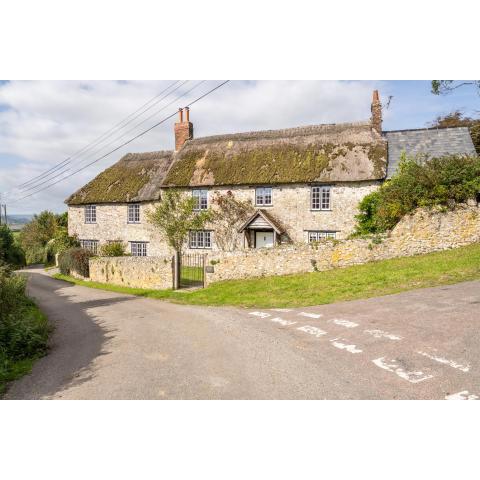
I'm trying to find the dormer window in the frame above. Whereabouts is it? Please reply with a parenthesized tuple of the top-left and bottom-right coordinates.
(192, 189, 208, 210)
(255, 187, 272, 206)
(85, 205, 97, 223)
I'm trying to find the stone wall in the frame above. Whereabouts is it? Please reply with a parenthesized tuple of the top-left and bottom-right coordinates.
(89, 255, 173, 290)
(204, 205, 480, 284)
(68, 181, 380, 255)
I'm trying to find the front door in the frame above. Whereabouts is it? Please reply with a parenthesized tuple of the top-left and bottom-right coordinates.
(255, 231, 274, 248)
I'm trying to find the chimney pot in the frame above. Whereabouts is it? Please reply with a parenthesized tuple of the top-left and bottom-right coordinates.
(174, 107, 193, 151)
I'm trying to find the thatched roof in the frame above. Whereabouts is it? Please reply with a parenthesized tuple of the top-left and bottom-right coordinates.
(66, 121, 388, 205)
(163, 121, 387, 187)
(66, 151, 174, 205)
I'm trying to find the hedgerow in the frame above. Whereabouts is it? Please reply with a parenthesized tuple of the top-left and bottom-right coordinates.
(354, 154, 480, 235)
(58, 247, 94, 277)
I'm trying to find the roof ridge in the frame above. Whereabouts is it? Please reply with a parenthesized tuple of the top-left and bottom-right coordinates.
(188, 120, 372, 145)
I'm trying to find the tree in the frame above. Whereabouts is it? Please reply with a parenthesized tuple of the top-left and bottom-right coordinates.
(18, 210, 76, 265)
(429, 110, 480, 155)
(211, 191, 254, 251)
(147, 190, 212, 253)
(0, 225, 25, 266)
(431, 81, 480, 95)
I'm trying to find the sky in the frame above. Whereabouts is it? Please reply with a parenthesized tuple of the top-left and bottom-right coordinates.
(0, 80, 479, 215)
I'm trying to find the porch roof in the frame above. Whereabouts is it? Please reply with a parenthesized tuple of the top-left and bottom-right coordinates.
(238, 209, 285, 234)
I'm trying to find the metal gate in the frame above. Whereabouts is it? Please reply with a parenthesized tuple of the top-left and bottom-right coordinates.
(179, 253, 205, 288)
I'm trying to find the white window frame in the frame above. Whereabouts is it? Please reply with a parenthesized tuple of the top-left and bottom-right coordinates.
(307, 231, 336, 243)
(192, 189, 208, 211)
(84, 205, 97, 223)
(255, 187, 273, 206)
(189, 230, 212, 249)
(311, 186, 331, 211)
(80, 239, 99, 254)
(130, 241, 148, 256)
(127, 203, 141, 223)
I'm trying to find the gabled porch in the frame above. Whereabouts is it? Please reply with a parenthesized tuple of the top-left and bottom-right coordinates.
(238, 209, 285, 249)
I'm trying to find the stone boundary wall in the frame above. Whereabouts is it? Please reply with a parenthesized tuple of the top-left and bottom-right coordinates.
(89, 256, 173, 290)
(205, 205, 480, 285)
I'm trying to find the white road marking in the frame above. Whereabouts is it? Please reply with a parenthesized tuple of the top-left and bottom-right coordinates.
(332, 319, 359, 329)
(298, 312, 323, 319)
(364, 329, 402, 341)
(330, 339, 362, 353)
(372, 357, 434, 384)
(249, 311, 271, 318)
(270, 317, 297, 326)
(297, 325, 327, 337)
(417, 350, 470, 373)
(445, 391, 479, 400)
(270, 308, 293, 313)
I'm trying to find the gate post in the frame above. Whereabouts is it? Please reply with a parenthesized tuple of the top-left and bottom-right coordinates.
(173, 251, 180, 290)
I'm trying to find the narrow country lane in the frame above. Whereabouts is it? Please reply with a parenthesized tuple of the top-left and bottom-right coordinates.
(5, 266, 480, 400)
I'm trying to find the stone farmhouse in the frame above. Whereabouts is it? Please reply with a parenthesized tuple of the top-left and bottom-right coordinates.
(66, 91, 476, 256)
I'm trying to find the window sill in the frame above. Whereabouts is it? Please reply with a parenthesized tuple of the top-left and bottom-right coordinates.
(127, 222, 141, 224)
(310, 209, 332, 212)
(255, 204, 273, 208)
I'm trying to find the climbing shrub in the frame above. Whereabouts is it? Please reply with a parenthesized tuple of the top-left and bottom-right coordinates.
(99, 241, 126, 257)
(354, 154, 480, 234)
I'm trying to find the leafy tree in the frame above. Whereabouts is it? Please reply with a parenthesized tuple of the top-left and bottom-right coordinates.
(0, 225, 25, 267)
(354, 154, 480, 234)
(19, 210, 76, 265)
(211, 191, 254, 251)
(431, 81, 480, 95)
(147, 190, 212, 253)
(429, 110, 480, 155)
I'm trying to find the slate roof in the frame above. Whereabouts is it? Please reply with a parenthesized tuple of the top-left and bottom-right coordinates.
(384, 127, 476, 178)
(162, 121, 388, 187)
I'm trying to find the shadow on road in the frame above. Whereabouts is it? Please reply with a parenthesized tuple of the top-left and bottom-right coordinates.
(4, 270, 132, 399)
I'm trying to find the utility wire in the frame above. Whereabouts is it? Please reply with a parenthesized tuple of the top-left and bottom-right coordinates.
(18, 81, 206, 195)
(10, 80, 230, 204)
(16, 80, 185, 191)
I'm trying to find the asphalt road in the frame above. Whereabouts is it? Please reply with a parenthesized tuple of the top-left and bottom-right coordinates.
(5, 267, 480, 400)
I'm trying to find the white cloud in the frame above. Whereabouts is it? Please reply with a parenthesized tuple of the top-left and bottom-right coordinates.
(0, 80, 381, 213)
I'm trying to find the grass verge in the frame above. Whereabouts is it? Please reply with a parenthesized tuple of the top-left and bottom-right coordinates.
(52, 243, 480, 308)
(0, 301, 50, 396)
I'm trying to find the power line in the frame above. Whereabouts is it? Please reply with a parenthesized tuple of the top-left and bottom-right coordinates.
(17, 80, 206, 195)
(15, 80, 185, 190)
(10, 80, 230, 204)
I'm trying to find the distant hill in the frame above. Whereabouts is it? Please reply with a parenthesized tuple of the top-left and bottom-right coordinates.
(2, 214, 34, 231)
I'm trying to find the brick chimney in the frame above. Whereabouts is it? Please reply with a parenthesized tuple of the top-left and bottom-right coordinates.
(174, 107, 193, 151)
(371, 90, 382, 134)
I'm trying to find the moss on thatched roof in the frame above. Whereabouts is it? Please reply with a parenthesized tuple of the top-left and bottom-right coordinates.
(163, 121, 387, 187)
(66, 151, 173, 205)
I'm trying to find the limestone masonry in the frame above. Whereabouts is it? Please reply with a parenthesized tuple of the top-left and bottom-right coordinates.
(66, 90, 476, 258)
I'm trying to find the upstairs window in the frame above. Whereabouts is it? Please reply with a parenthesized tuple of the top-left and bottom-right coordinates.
(127, 203, 140, 223)
(189, 230, 212, 249)
(192, 189, 208, 210)
(80, 239, 99, 254)
(85, 205, 97, 223)
(130, 241, 148, 256)
(255, 187, 272, 206)
(308, 231, 336, 243)
(311, 186, 331, 210)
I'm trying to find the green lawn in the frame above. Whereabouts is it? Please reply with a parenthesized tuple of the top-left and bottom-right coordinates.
(52, 243, 480, 308)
